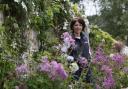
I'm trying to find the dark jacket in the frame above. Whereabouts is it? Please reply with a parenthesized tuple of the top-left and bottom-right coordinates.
(70, 32, 91, 61)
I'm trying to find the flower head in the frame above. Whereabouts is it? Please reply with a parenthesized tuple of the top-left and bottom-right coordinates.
(38, 62, 51, 73)
(94, 46, 108, 64)
(69, 62, 79, 73)
(111, 53, 124, 65)
(61, 32, 75, 53)
(38, 58, 68, 80)
(57, 63, 68, 80)
(15, 64, 28, 74)
(103, 76, 115, 89)
(101, 65, 112, 76)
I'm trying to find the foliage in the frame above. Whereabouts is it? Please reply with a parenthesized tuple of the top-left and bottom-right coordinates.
(90, 25, 116, 54)
(0, 0, 83, 89)
(1, 0, 128, 89)
(92, 45, 128, 89)
(89, 0, 128, 41)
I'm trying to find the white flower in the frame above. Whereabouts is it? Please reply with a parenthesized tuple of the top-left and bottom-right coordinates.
(69, 62, 79, 73)
(64, 38, 71, 48)
(110, 54, 114, 58)
(61, 45, 68, 53)
(121, 46, 128, 56)
(67, 56, 74, 62)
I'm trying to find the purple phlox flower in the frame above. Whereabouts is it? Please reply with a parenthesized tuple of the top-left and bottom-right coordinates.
(111, 53, 124, 64)
(50, 61, 59, 70)
(38, 57, 51, 72)
(61, 32, 70, 39)
(68, 36, 75, 46)
(63, 36, 75, 47)
(63, 37, 71, 48)
(94, 47, 108, 64)
(49, 61, 59, 80)
(61, 37, 75, 53)
(38, 59, 68, 80)
(103, 76, 115, 89)
(38, 62, 51, 73)
(122, 67, 128, 74)
(49, 61, 68, 80)
(56, 63, 68, 80)
(15, 64, 28, 74)
(101, 65, 112, 75)
(78, 57, 88, 68)
(62, 32, 75, 48)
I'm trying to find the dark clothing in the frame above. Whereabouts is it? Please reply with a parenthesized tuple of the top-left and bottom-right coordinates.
(70, 33, 90, 61)
(70, 33, 92, 83)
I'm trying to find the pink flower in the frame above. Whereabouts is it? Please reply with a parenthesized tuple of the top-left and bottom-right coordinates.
(57, 63, 68, 80)
(94, 46, 108, 64)
(112, 53, 124, 65)
(38, 58, 51, 73)
(50, 61, 59, 79)
(15, 64, 28, 74)
(103, 76, 115, 89)
(63, 36, 75, 47)
(101, 65, 112, 76)
(38, 62, 51, 73)
(61, 32, 75, 51)
(38, 58, 68, 80)
(49, 61, 68, 80)
(61, 32, 70, 38)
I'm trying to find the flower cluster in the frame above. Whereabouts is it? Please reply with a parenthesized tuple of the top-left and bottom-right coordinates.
(103, 75, 115, 89)
(15, 64, 28, 75)
(94, 46, 108, 64)
(61, 32, 75, 53)
(101, 65, 112, 76)
(38, 57, 68, 80)
(101, 65, 115, 89)
(92, 46, 126, 89)
(111, 53, 124, 65)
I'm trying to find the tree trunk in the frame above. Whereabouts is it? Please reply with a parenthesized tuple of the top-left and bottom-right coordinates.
(0, 11, 4, 25)
(126, 35, 128, 46)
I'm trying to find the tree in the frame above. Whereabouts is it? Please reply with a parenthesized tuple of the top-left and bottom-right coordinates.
(89, 0, 128, 44)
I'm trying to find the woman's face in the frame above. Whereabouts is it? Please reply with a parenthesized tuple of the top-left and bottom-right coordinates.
(73, 21, 83, 34)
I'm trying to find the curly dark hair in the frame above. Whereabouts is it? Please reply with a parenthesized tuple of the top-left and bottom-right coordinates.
(70, 17, 86, 32)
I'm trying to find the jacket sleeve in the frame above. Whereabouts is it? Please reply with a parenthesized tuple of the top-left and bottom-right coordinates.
(84, 32, 92, 62)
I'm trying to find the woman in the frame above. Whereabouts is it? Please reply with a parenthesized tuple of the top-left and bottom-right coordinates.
(70, 17, 92, 83)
